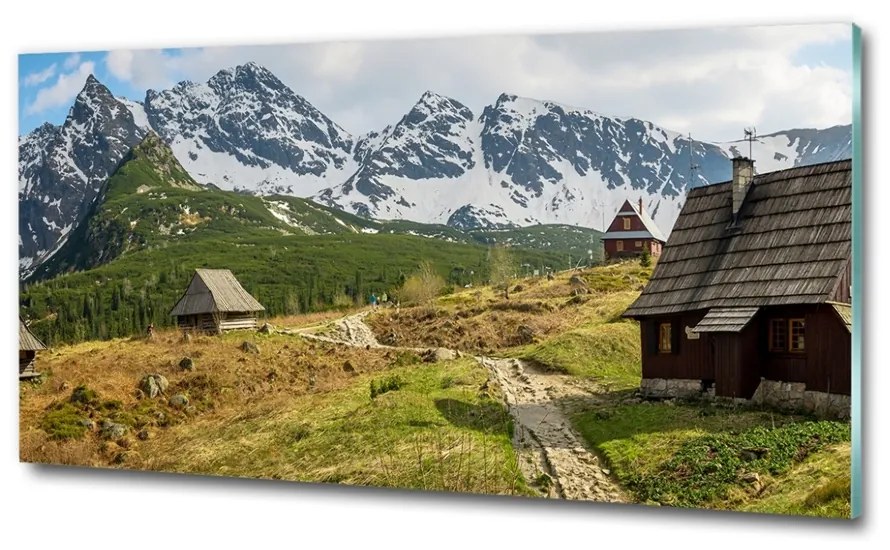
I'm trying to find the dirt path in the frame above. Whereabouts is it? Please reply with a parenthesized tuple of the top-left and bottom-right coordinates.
(285, 310, 626, 503)
(477, 357, 626, 502)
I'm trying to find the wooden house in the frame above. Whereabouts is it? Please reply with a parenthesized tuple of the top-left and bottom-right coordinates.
(170, 269, 265, 333)
(19, 317, 46, 380)
(622, 158, 852, 417)
(601, 198, 667, 260)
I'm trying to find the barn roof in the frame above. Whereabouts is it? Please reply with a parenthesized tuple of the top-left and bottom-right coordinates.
(20, 318, 46, 351)
(169, 269, 265, 317)
(624, 160, 851, 318)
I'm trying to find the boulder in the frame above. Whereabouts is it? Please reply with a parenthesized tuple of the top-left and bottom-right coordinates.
(258, 323, 274, 334)
(342, 360, 356, 374)
(179, 357, 195, 371)
(168, 394, 190, 409)
(79, 418, 96, 431)
(100, 419, 128, 440)
(240, 341, 260, 354)
(138, 374, 169, 399)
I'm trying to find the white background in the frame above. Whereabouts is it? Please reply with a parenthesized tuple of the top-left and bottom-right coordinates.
(1, 1, 884, 548)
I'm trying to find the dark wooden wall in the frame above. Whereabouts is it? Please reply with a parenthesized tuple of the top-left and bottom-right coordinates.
(640, 311, 712, 381)
(756, 304, 850, 395)
(829, 259, 852, 303)
(604, 239, 661, 259)
(637, 304, 851, 397)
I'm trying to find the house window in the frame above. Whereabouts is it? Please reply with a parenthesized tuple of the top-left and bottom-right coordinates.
(623, 218, 631, 230)
(769, 319, 787, 352)
(616, 241, 624, 251)
(789, 319, 805, 352)
(769, 318, 805, 353)
(658, 323, 672, 353)
(635, 241, 642, 248)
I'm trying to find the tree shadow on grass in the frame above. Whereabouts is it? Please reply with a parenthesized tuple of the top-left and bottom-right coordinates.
(434, 398, 512, 435)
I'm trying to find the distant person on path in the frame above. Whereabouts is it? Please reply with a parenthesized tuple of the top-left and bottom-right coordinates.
(370, 293, 378, 310)
(381, 292, 388, 306)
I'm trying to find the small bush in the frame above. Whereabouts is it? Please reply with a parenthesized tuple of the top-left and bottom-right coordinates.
(400, 262, 445, 307)
(639, 249, 652, 267)
(41, 403, 90, 440)
(69, 384, 99, 407)
(370, 375, 405, 399)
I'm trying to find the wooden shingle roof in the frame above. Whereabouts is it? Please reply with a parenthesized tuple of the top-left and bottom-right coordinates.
(692, 307, 760, 333)
(169, 269, 265, 317)
(20, 318, 46, 351)
(624, 160, 851, 318)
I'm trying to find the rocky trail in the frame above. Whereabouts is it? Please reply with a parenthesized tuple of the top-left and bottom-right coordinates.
(286, 310, 627, 503)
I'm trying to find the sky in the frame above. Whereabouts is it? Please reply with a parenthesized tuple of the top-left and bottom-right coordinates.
(17, 23, 853, 142)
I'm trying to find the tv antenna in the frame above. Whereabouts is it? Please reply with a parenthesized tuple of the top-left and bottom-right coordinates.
(743, 126, 757, 159)
(688, 133, 699, 186)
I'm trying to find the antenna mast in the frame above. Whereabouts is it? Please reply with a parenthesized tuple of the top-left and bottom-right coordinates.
(688, 132, 699, 185)
(743, 126, 757, 159)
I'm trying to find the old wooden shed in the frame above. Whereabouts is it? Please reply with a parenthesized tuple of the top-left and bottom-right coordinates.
(170, 269, 265, 333)
(19, 317, 46, 380)
(623, 158, 852, 413)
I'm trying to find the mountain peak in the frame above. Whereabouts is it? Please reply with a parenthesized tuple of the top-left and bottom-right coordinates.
(408, 91, 473, 123)
(77, 74, 112, 99)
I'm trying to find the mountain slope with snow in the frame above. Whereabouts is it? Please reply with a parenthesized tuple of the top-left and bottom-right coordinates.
(18, 63, 853, 278)
(18, 76, 147, 275)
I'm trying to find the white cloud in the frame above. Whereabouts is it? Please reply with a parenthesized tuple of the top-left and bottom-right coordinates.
(25, 61, 96, 116)
(63, 53, 81, 70)
(100, 23, 853, 141)
(23, 63, 57, 87)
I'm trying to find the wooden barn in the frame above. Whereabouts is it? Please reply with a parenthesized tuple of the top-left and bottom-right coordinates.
(170, 269, 265, 333)
(601, 198, 667, 260)
(623, 158, 852, 417)
(19, 317, 46, 380)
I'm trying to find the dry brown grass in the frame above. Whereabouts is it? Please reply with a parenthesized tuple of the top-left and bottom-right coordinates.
(19, 327, 399, 469)
(367, 261, 648, 354)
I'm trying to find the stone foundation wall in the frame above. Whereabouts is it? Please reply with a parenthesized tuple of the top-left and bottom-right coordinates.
(639, 378, 702, 398)
(640, 377, 851, 419)
(749, 379, 850, 419)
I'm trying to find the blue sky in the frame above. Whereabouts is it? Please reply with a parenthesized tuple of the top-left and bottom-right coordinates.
(18, 24, 854, 142)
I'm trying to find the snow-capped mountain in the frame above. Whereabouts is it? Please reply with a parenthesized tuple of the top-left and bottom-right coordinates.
(19, 63, 853, 278)
(18, 75, 147, 274)
(143, 62, 355, 195)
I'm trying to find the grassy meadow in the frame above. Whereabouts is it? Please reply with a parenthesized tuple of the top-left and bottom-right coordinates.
(20, 260, 852, 516)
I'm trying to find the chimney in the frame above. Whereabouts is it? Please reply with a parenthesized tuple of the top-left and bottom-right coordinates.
(731, 157, 755, 219)
(638, 197, 643, 214)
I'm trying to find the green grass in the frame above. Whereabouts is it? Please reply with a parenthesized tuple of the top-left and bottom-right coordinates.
(572, 402, 851, 516)
(40, 402, 90, 440)
(518, 322, 641, 389)
(741, 443, 852, 518)
(140, 357, 530, 495)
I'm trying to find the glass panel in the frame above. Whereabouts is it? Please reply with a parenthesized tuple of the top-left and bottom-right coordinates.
(790, 319, 805, 352)
(770, 319, 787, 351)
(659, 323, 672, 353)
